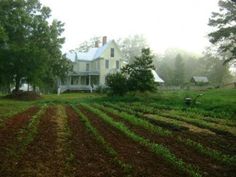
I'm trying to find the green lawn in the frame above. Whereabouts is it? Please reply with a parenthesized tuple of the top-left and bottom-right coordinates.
(0, 88, 235, 120)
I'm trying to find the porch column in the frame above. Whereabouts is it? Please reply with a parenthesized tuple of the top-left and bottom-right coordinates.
(89, 75, 91, 85)
(79, 76, 81, 85)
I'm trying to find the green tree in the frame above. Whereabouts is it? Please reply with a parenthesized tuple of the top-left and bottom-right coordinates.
(173, 54, 185, 86)
(122, 48, 156, 92)
(0, 0, 70, 92)
(106, 72, 128, 96)
(208, 0, 236, 64)
(199, 54, 233, 85)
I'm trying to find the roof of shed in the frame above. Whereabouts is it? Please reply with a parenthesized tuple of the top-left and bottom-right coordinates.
(191, 76, 209, 83)
(151, 70, 164, 83)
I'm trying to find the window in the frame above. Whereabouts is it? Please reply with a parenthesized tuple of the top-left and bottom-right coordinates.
(110, 48, 115, 57)
(71, 76, 79, 85)
(116, 60, 119, 69)
(86, 63, 89, 71)
(105, 60, 109, 69)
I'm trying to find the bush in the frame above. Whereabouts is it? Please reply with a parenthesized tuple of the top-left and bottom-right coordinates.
(106, 73, 128, 96)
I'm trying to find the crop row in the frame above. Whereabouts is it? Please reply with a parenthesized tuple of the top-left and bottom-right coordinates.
(136, 102, 236, 128)
(114, 102, 236, 137)
(71, 105, 132, 174)
(103, 102, 236, 166)
(15, 105, 47, 158)
(81, 103, 202, 177)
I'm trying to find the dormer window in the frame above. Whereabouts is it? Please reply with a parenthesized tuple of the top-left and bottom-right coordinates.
(111, 48, 115, 57)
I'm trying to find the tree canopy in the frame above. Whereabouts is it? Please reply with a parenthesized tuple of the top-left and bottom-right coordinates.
(122, 48, 156, 92)
(208, 0, 236, 64)
(0, 0, 71, 92)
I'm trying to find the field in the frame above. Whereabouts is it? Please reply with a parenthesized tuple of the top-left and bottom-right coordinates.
(0, 89, 235, 177)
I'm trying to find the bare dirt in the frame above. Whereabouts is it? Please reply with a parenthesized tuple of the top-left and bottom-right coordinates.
(79, 105, 186, 177)
(15, 107, 65, 177)
(5, 91, 41, 101)
(66, 106, 127, 177)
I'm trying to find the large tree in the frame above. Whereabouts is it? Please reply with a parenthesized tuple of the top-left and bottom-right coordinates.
(0, 0, 70, 92)
(208, 0, 236, 64)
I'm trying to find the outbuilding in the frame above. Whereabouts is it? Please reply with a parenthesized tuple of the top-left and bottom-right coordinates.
(191, 76, 209, 85)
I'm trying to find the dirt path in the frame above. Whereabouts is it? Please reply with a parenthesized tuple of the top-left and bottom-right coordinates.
(66, 106, 127, 177)
(79, 106, 185, 177)
(0, 107, 39, 175)
(100, 108, 235, 177)
(15, 106, 66, 177)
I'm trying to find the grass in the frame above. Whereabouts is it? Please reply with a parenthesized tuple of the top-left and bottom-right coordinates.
(82, 103, 202, 177)
(0, 99, 34, 126)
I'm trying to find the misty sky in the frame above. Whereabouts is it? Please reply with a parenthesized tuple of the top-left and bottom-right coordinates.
(40, 0, 219, 54)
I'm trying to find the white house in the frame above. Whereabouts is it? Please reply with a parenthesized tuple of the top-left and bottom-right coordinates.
(59, 36, 126, 92)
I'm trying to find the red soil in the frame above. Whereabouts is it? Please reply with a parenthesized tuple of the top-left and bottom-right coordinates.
(15, 107, 64, 177)
(66, 106, 127, 177)
(100, 108, 235, 177)
(79, 106, 185, 177)
(0, 107, 39, 175)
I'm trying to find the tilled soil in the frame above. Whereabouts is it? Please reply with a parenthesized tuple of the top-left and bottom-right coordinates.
(0, 107, 39, 175)
(79, 106, 185, 177)
(66, 106, 127, 177)
(100, 108, 236, 177)
(15, 107, 65, 177)
(119, 108, 236, 155)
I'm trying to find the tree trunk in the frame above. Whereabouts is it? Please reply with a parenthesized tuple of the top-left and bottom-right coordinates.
(15, 76, 21, 92)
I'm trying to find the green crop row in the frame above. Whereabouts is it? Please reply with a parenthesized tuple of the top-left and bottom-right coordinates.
(71, 105, 132, 175)
(56, 105, 75, 175)
(82, 104, 202, 177)
(102, 102, 235, 167)
(104, 102, 187, 131)
(14, 104, 47, 158)
(94, 103, 171, 136)
(120, 102, 236, 137)
(178, 137, 236, 167)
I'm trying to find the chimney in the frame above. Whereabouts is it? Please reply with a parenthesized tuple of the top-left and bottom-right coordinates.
(95, 41, 99, 48)
(102, 36, 107, 46)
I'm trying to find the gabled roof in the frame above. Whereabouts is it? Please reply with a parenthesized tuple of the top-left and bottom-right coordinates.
(191, 76, 209, 83)
(66, 41, 113, 61)
(151, 70, 164, 83)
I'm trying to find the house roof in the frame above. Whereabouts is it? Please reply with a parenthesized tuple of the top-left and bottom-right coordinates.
(191, 76, 209, 83)
(151, 70, 164, 83)
(66, 41, 112, 61)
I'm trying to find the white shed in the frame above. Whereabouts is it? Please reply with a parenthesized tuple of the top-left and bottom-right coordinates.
(151, 70, 164, 83)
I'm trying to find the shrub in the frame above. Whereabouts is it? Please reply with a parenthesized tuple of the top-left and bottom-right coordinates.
(106, 72, 128, 96)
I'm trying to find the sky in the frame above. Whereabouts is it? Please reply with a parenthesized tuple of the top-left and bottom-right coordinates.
(40, 0, 219, 55)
